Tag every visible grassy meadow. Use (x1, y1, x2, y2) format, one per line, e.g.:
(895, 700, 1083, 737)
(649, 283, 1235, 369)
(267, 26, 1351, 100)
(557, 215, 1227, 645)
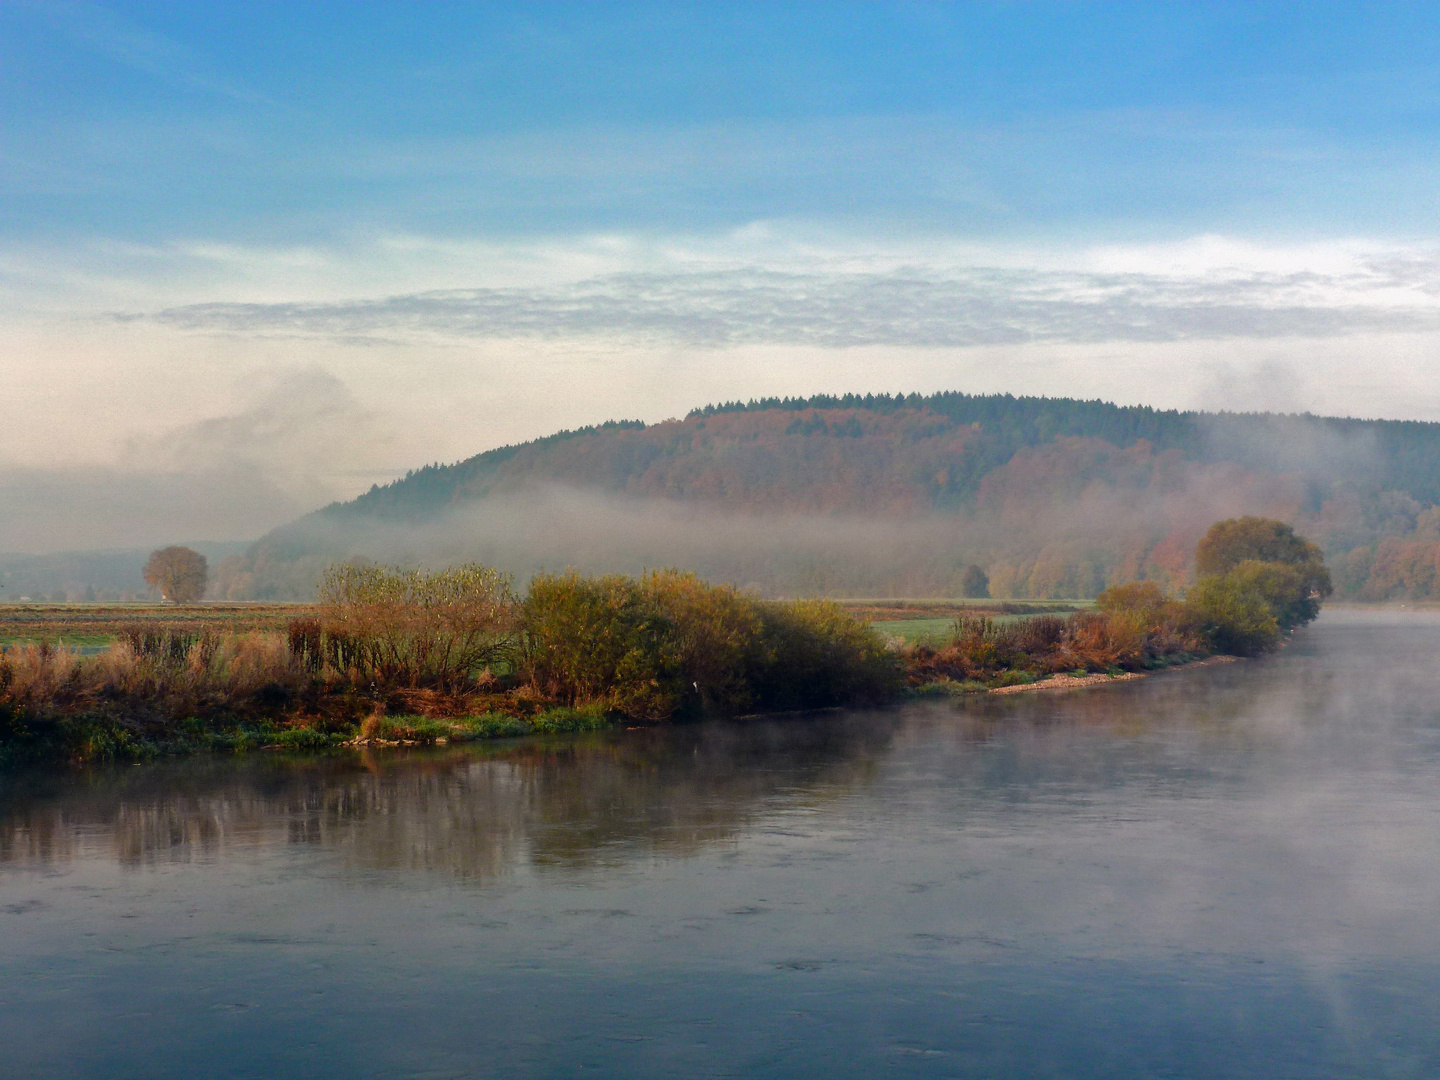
(841, 599, 1092, 646)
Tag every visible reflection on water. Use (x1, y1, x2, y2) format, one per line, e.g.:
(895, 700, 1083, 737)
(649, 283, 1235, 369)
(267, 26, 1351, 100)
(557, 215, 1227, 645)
(3, 609, 1440, 1079)
(2, 718, 895, 878)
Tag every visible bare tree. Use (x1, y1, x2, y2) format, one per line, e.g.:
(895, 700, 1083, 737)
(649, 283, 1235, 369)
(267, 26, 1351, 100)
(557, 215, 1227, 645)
(143, 546, 208, 604)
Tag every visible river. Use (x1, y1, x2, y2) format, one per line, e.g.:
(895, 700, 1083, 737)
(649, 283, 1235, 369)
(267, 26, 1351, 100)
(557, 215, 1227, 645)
(3, 609, 1439, 1078)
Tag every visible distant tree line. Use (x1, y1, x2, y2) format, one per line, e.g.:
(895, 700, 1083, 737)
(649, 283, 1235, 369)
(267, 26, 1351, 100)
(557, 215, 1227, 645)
(213, 392, 1440, 602)
(314, 392, 1440, 528)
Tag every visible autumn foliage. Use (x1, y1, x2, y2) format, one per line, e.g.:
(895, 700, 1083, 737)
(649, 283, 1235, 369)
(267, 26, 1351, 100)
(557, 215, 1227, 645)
(142, 546, 208, 604)
(905, 516, 1330, 688)
(2, 517, 1330, 763)
(522, 570, 898, 720)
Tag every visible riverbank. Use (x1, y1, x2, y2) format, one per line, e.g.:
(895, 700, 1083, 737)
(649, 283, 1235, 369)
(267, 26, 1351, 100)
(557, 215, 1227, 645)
(0, 643, 1243, 767)
(986, 654, 1242, 695)
(0, 527, 1327, 767)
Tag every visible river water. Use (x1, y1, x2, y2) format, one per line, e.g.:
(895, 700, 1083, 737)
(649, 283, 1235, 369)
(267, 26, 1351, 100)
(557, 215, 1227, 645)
(3, 609, 1440, 1078)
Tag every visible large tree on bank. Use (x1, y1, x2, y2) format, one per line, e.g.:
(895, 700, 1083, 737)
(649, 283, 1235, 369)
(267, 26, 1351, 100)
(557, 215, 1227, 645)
(1191, 516, 1332, 631)
(143, 546, 208, 604)
(1195, 516, 1332, 597)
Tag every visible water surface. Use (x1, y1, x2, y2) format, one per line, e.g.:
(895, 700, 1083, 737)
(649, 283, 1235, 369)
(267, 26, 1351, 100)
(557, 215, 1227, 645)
(4, 609, 1440, 1078)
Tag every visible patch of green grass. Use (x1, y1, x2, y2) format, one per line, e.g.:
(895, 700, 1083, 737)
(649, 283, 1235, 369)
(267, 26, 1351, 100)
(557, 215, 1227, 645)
(872, 617, 955, 644)
(909, 679, 991, 698)
(261, 727, 349, 750)
(529, 704, 614, 733)
(362, 703, 618, 745)
(874, 611, 1087, 645)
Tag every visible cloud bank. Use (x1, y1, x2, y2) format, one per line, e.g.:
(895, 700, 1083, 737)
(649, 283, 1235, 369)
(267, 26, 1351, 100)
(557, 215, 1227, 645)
(140, 257, 1440, 349)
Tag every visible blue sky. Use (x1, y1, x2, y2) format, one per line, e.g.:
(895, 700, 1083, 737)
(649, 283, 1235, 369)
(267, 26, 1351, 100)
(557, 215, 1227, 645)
(8, 1, 1440, 242)
(7, 2, 1440, 549)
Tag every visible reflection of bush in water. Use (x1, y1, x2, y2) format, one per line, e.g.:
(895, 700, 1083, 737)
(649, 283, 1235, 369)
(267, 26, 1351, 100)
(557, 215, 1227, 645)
(520, 718, 892, 867)
(0, 716, 897, 879)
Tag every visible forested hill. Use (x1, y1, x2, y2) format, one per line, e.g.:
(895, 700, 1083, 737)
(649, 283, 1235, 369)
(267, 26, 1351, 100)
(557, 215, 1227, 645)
(326, 392, 1440, 522)
(216, 392, 1440, 602)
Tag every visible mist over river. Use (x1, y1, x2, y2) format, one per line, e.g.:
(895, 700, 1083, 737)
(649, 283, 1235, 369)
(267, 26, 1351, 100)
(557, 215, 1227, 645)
(3, 608, 1439, 1078)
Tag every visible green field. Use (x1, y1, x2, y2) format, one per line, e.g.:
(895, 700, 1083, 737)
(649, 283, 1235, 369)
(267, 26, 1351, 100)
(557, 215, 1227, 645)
(869, 602, 1095, 645)
(871, 617, 956, 644)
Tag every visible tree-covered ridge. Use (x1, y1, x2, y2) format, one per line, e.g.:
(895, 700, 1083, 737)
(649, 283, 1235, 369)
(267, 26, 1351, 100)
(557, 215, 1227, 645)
(335, 418, 649, 521)
(330, 406, 989, 520)
(332, 391, 1440, 523)
(698, 391, 1440, 505)
(217, 392, 1440, 602)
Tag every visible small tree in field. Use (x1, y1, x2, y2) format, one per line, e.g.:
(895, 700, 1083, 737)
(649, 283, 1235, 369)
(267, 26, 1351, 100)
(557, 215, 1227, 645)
(960, 564, 990, 598)
(143, 546, 208, 604)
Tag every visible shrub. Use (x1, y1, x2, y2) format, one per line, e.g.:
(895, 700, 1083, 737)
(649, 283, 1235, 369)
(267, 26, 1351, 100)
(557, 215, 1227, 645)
(960, 564, 990, 598)
(1195, 516, 1332, 602)
(939, 615, 1067, 676)
(906, 591, 1204, 687)
(641, 570, 767, 715)
(1182, 574, 1280, 656)
(522, 571, 683, 720)
(118, 625, 217, 668)
(751, 599, 901, 711)
(1013, 614, 1068, 655)
(316, 563, 519, 688)
(1096, 580, 1167, 617)
(521, 571, 899, 720)
(1056, 610, 1147, 671)
(1221, 559, 1315, 629)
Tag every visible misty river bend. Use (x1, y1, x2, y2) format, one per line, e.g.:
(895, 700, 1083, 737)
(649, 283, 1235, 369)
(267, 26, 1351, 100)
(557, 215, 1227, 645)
(3, 608, 1440, 1079)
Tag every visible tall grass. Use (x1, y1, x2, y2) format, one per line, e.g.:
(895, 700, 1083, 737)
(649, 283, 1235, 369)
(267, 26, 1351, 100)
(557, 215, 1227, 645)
(0, 631, 300, 717)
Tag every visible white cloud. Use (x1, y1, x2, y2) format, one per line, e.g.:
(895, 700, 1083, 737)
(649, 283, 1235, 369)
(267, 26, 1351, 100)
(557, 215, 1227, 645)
(134, 261, 1440, 349)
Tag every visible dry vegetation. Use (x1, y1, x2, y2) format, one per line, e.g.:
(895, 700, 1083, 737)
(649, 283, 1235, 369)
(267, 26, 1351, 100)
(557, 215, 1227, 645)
(0, 517, 1331, 766)
(0, 569, 899, 766)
